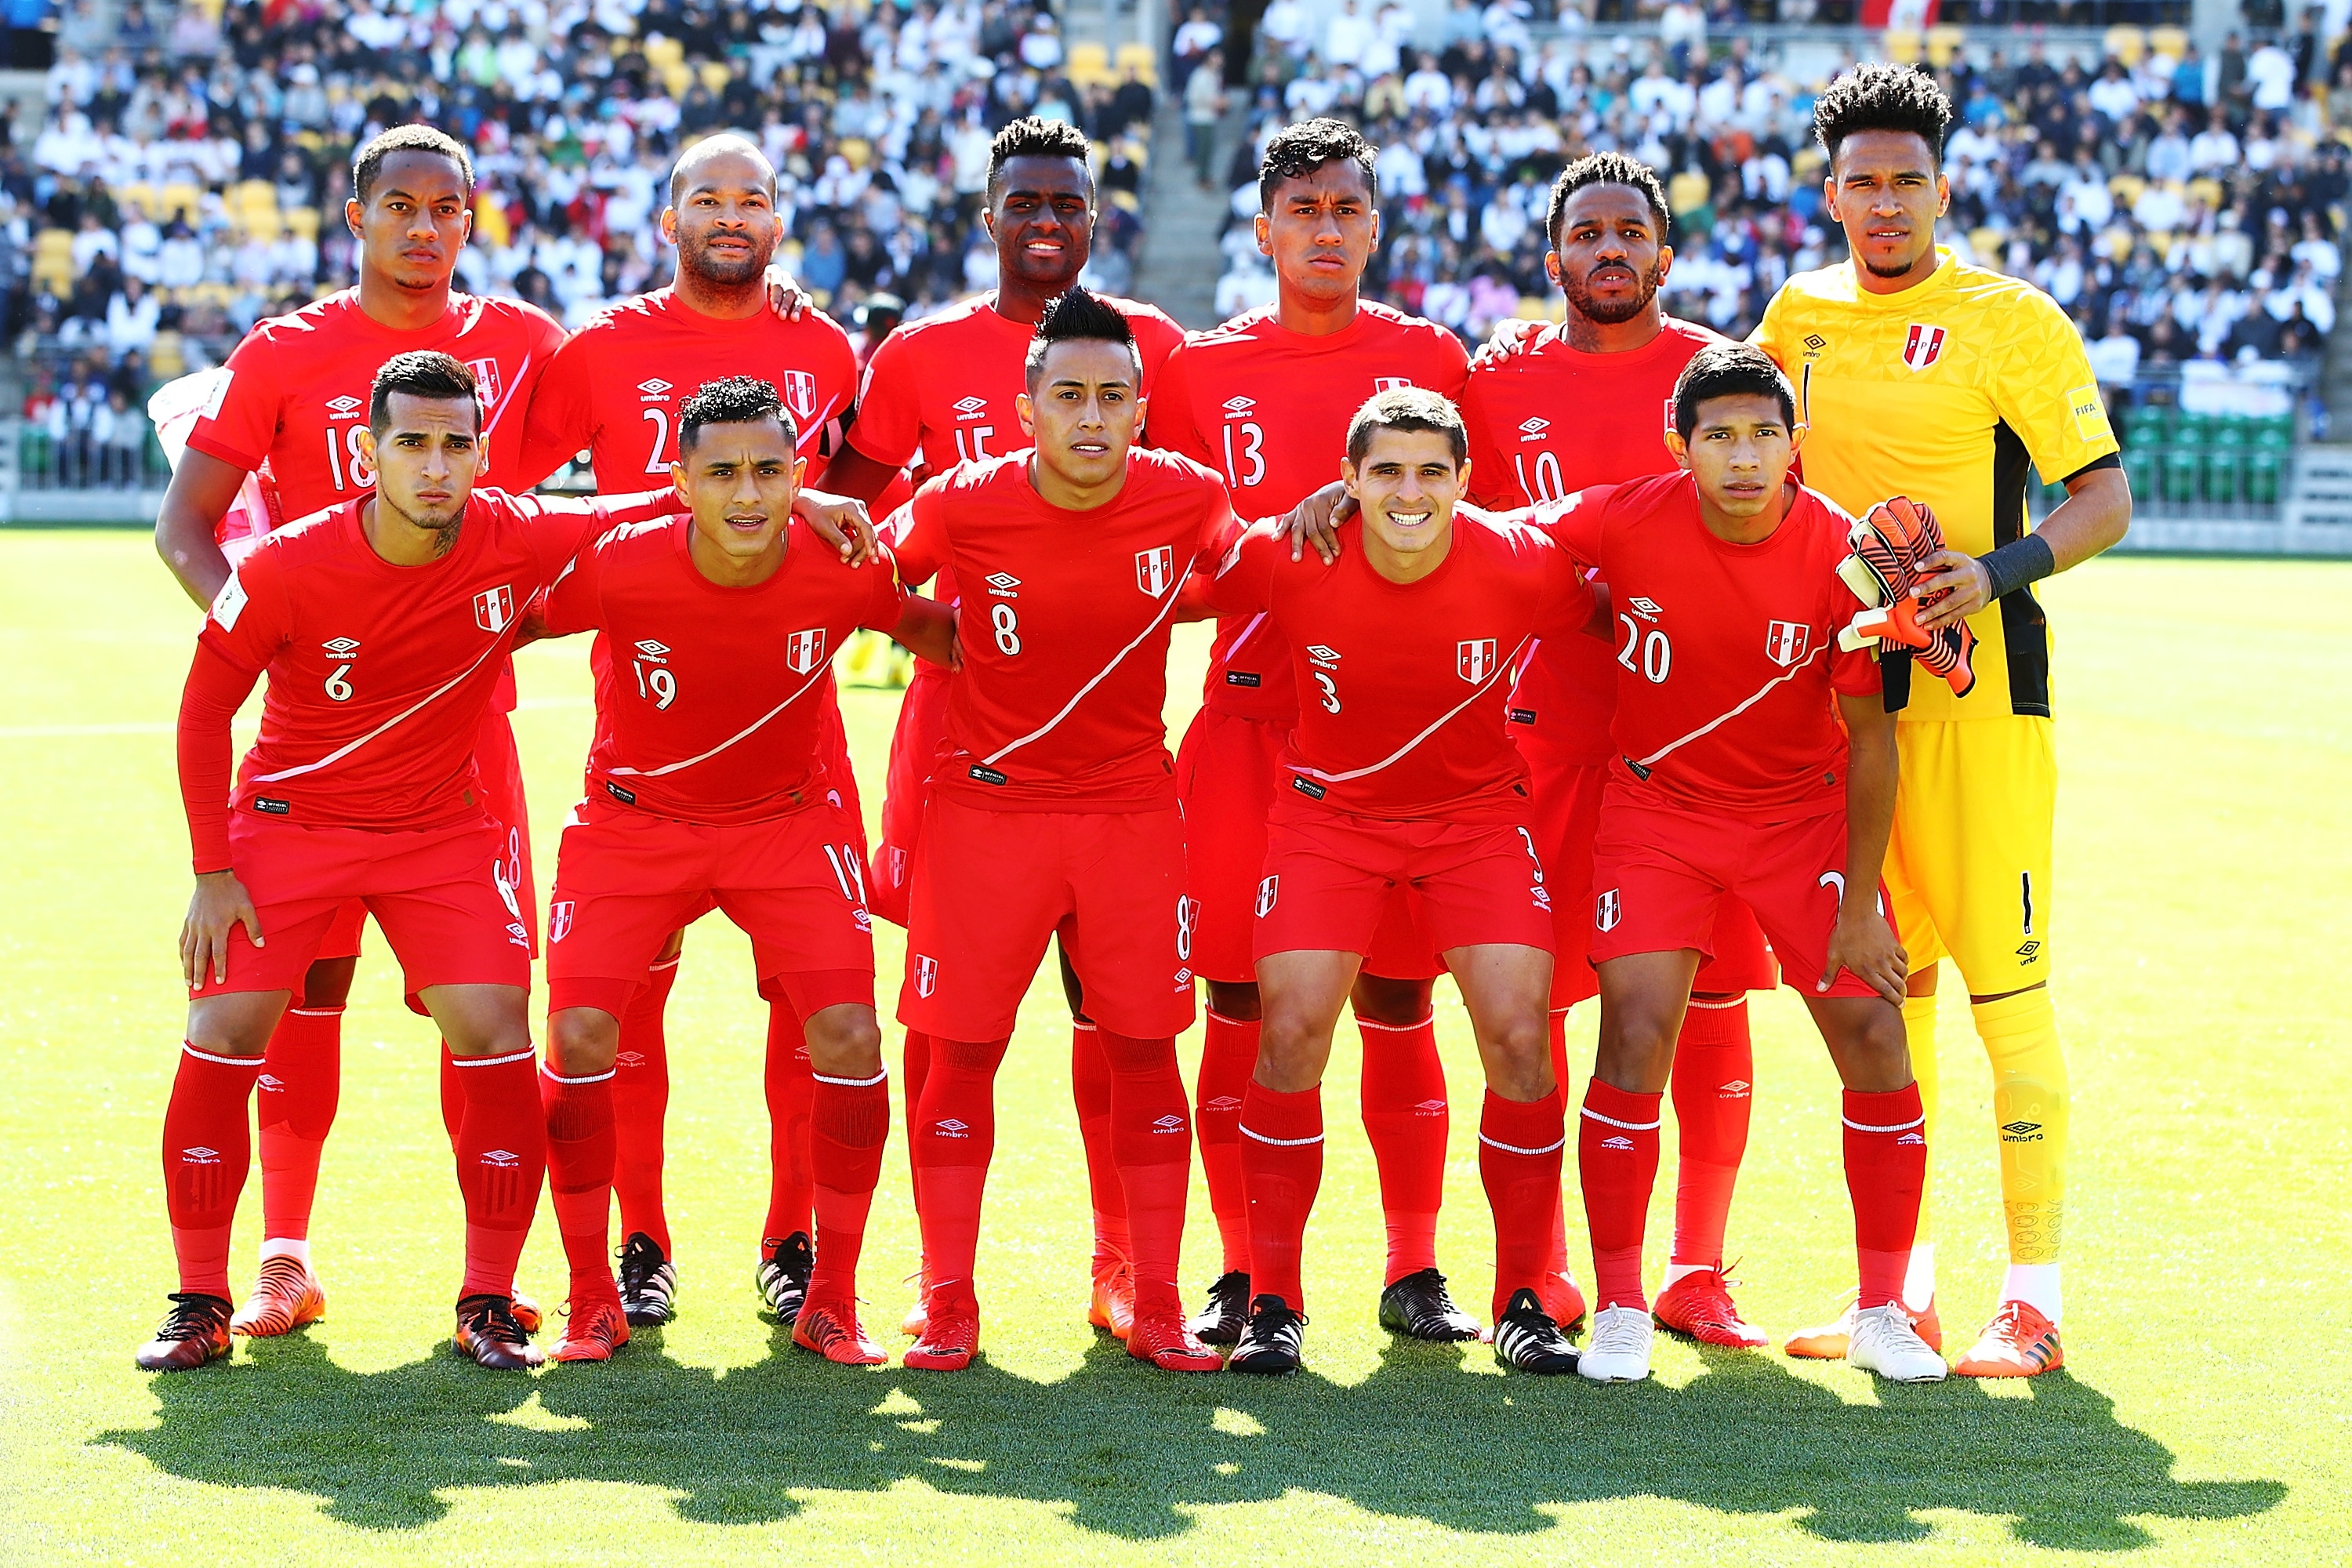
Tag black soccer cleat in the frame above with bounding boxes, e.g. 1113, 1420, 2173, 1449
755, 1232, 815, 1327
135, 1292, 234, 1372
453, 1294, 545, 1370
1188, 1269, 1252, 1345
617, 1232, 677, 1327
1379, 1267, 1481, 1342
1492, 1288, 1581, 1375
1228, 1294, 1307, 1376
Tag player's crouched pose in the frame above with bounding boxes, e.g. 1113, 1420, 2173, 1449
144, 351, 688, 1372
1537, 345, 1941, 1384
525, 377, 954, 1364
1207, 388, 1598, 1377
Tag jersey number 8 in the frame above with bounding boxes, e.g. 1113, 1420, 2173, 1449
991, 603, 1022, 655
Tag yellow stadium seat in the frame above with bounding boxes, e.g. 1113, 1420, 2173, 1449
1926, 25, 1965, 67
1106, 187, 1140, 212
117, 180, 157, 215
839, 136, 872, 170
2149, 26, 2189, 59
660, 61, 692, 99
2107, 173, 2145, 209
1968, 225, 2004, 263
2103, 26, 2146, 66
1667, 169, 1710, 216
150, 329, 187, 379
1066, 42, 1112, 86
697, 60, 731, 93
1882, 28, 1922, 65
158, 182, 202, 222
1114, 42, 1157, 87
2144, 229, 2176, 262
234, 179, 276, 212
2187, 176, 2223, 211
644, 34, 684, 68
285, 206, 320, 241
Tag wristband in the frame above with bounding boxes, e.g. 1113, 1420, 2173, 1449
1978, 533, 2055, 601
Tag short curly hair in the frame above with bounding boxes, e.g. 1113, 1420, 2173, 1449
1258, 117, 1378, 212
1545, 151, 1671, 248
987, 116, 1094, 204
1812, 61, 1954, 165
679, 375, 798, 455
351, 124, 474, 205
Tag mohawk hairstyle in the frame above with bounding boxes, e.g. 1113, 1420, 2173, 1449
1812, 61, 1954, 165
1670, 343, 1795, 439
368, 350, 478, 434
1546, 151, 1672, 246
987, 115, 1094, 203
1024, 286, 1140, 385
1258, 117, 1378, 212
678, 375, 797, 455
351, 124, 476, 205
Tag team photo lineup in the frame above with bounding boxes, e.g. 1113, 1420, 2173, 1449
134, 57, 2129, 1393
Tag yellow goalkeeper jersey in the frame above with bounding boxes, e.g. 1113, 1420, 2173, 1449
1751, 249, 2119, 723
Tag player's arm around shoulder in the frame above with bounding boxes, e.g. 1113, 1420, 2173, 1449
869, 541, 957, 666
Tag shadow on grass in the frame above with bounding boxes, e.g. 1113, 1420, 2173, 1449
96, 1325, 2281, 1548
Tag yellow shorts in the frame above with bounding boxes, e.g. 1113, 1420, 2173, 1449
1883, 716, 2056, 993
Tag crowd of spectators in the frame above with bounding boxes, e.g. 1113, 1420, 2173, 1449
1205, 3, 2347, 397
3, 0, 1158, 486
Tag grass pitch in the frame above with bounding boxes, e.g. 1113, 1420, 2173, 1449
0, 532, 2343, 1565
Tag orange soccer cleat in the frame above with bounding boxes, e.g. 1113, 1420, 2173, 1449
1783, 1290, 1942, 1359
1127, 1310, 1225, 1372
230, 1255, 326, 1338
903, 1300, 980, 1371
550, 1297, 631, 1363
793, 1299, 889, 1366
1087, 1260, 1136, 1341
1652, 1267, 1769, 1348
453, 1294, 545, 1370
136, 1294, 234, 1372
1955, 1300, 2064, 1378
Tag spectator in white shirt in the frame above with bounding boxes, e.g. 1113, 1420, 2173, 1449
1259, 0, 1311, 61
2086, 60, 2140, 124
1324, 1, 1373, 71
2245, 42, 2296, 113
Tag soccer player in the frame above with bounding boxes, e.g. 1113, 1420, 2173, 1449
148, 125, 567, 1341
1142, 119, 1482, 1345
1751, 64, 2131, 1377
813, 118, 1185, 1338
1538, 344, 1941, 1385
886, 289, 1224, 1374
525, 377, 953, 1363
1201, 387, 1595, 1377
511, 134, 866, 1332
141, 351, 684, 1372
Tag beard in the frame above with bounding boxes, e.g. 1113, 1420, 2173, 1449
1563, 259, 1661, 325
683, 235, 771, 285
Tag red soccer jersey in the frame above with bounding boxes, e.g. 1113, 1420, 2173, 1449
184, 289, 568, 526
1542, 472, 1882, 818
512, 288, 861, 492
1203, 510, 1595, 823
890, 448, 1232, 812
185, 486, 681, 867
1462, 316, 1719, 765
1145, 300, 1471, 722
539, 517, 906, 824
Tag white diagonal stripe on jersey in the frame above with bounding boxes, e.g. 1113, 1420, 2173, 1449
1631, 642, 1830, 771
248, 633, 514, 786
1218, 609, 1270, 672
1580, 1105, 1663, 1131
981, 567, 1189, 768
1294, 635, 1530, 786
604, 664, 831, 778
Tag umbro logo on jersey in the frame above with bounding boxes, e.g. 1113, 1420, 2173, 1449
1414, 1098, 1446, 1116
785, 627, 827, 674
934, 1117, 971, 1138
1151, 1114, 1186, 1134
325, 395, 364, 419
985, 572, 1020, 597
1457, 638, 1498, 683
1221, 396, 1255, 416
1517, 416, 1549, 441
1802, 332, 1828, 354
474, 585, 515, 633
1306, 644, 1341, 669
322, 637, 361, 656
637, 378, 673, 399
1901, 324, 1948, 372
548, 900, 574, 942
633, 640, 670, 662
1600, 1134, 1634, 1151
1764, 619, 1812, 667
480, 1149, 521, 1167
953, 396, 989, 419
1626, 597, 1663, 622
180, 1145, 222, 1164
1897, 1131, 1926, 1145
1207, 1094, 1242, 1112
616, 1051, 645, 1069
1721, 1079, 1752, 1099
2016, 939, 2043, 959
1595, 888, 1622, 931
914, 954, 939, 997
1136, 546, 1174, 597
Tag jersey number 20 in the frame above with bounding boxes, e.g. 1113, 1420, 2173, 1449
1616, 616, 1671, 684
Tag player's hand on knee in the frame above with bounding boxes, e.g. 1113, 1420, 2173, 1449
793, 487, 879, 565
1820, 910, 1906, 1008
182, 871, 262, 989
1281, 481, 1351, 564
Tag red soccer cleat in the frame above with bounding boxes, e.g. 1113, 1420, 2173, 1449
899, 1265, 930, 1339
1127, 1311, 1224, 1372
904, 1301, 980, 1371
1652, 1267, 1769, 1348
793, 1299, 889, 1366
230, 1256, 326, 1338
1540, 1272, 1588, 1336
1955, 1300, 2064, 1378
136, 1294, 234, 1372
1087, 1261, 1136, 1341
550, 1298, 631, 1363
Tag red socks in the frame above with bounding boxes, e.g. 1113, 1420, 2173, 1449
1843, 1083, 1928, 1308
902, 1028, 932, 1216
1098, 1030, 1189, 1319
1239, 1082, 1323, 1312
162, 1044, 263, 1298
808, 1069, 891, 1310
1669, 996, 1753, 1270
1070, 1021, 1132, 1276
452, 1048, 547, 1299
1194, 1010, 1258, 1273
540, 1061, 618, 1305
1357, 1013, 1446, 1284
1540, 1010, 1577, 1316
1479, 1088, 1567, 1319
611, 955, 678, 1255
909, 1036, 1008, 1311
763, 1004, 815, 1243
256, 1004, 341, 1245
1579, 1079, 1663, 1312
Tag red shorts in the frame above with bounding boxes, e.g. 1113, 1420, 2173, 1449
546, 796, 875, 1020
1179, 707, 1441, 984
1521, 746, 1777, 1007
192, 813, 530, 1009
1587, 785, 1885, 1000
1254, 804, 1555, 962
899, 795, 1196, 1041
867, 659, 950, 929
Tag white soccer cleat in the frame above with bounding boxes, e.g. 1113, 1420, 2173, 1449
1846, 1302, 1947, 1382
1577, 1305, 1654, 1383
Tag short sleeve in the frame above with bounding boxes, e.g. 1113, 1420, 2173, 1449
1987, 290, 2120, 485
1460, 372, 1510, 507
1129, 306, 1189, 387
181, 334, 282, 473
886, 484, 949, 584
1190, 474, 1237, 567
1535, 485, 1615, 566
196, 546, 289, 673
1532, 532, 1597, 637
539, 531, 606, 637
1141, 340, 1212, 463
846, 329, 923, 468
1831, 641, 1885, 698
1424, 325, 1471, 400
511, 327, 599, 488
859, 541, 911, 630
1202, 522, 1279, 616
1748, 284, 1796, 374
519, 488, 680, 585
